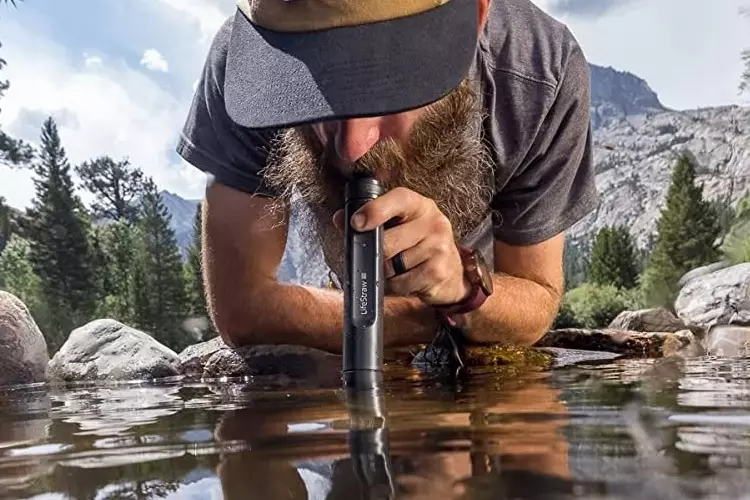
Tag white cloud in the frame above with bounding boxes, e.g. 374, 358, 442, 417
154, 0, 236, 43
140, 48, 169, 73
531, 0, 750, 110
83, 53, 103, 69
0, 22, 207, 210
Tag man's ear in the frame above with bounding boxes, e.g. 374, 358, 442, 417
477, 0, 491, 32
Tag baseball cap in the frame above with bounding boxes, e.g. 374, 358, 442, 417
224, 0, 479, 130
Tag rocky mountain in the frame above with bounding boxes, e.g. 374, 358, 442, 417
589, 64, 667, 130
159, 190, 200, 260
569, 104, 750, 250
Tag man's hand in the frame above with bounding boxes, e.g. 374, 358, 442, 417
333, 187, 471, 307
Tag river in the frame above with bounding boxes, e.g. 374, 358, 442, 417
2, 354, 750, 499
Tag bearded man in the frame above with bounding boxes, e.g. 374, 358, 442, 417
177, 0, 599, 354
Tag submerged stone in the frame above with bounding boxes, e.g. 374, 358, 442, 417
535, 328, 698, 358
463, 345, 554, 369
201, 344, 342, 386
538, 347, 622, 367
0, 291, 49, 387
47, 319, 182, 382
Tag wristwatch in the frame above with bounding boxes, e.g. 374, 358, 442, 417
435, 246, 494, 327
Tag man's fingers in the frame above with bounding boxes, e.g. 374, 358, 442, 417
332, 209, 345, 234
384, 237, 432, 279
383, 219, 425, 261
351, 187, 432, 231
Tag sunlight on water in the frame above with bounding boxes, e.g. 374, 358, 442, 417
3, 357, 750, 499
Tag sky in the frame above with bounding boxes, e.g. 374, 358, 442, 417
0, 0, 748, 210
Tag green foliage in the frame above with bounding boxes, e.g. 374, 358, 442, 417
588, 225, 639, 289
74, 156, 146, 224
24, 117, 98, 350
96, 219, 138, 322
0, 236, 45, 320
131, 178, 191, 352
563, 237, 589, 291
720, 191, 750, 264
0, 196, 9, 254
552, 300, 580, 329
563, 283, 644, 329
640, 155, 722, 309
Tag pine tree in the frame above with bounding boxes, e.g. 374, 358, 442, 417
131, 178, 190, 352
563, 238, 590, 291
75, 156, 146, 224
641, 154, 722, 308
588, 225, 639, 290
25, 117, 97, 349
98, 219, 137, 322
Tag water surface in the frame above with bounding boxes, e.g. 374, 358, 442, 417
3, 355, 750, 499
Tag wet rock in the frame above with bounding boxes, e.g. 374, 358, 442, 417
535, 328, 698, 358
538, 347, 622, 368
608, 308, 694, 334
703, 325, 750, 357
47, 319, 181, 382
674, 263, 750, 329
202, 344, 341, 386
178, 336, 227, 377
0, 291, 49, 387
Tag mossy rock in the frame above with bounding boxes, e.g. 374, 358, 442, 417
463, 345, 554, 369
386, 344, 554, 371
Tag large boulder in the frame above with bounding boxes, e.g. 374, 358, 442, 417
674, 263, 750, 329
178, 336, 226, 378
608, 308, 698, 334
535, 328, 699, 358
677, 261, 733, 288
0, 291, 49, 387
47, 319, 182, 382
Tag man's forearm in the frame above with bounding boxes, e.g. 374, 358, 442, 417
464, 273, 560, 346
215, 272, 557, 353
218, 282, 440, 354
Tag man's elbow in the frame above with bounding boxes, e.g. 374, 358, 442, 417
210, 299, 264, 348
529, 285, 563, 344
511, 284, 562, 346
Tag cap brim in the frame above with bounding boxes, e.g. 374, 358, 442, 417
224, 0, 479, 130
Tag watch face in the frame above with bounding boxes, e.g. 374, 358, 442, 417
470, 250, 494, 295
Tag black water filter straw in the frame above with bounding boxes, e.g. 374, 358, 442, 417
343, 174, 386, 390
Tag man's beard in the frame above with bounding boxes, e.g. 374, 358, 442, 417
262, 79, 495, 283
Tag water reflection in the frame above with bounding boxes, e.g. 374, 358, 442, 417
211, 368, 573, 499
6, 357, 750, 498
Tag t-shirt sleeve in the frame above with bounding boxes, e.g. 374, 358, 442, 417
176, 18, 279, 197
491, 42, 599, 246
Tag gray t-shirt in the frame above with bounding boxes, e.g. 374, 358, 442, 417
177, 0, 599, 268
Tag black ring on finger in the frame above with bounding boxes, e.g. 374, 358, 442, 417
392, 252, 408, 276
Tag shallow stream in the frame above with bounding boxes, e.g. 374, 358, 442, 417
2, 354, 750, 499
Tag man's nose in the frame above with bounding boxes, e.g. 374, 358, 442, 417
332, 117, 381, 165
